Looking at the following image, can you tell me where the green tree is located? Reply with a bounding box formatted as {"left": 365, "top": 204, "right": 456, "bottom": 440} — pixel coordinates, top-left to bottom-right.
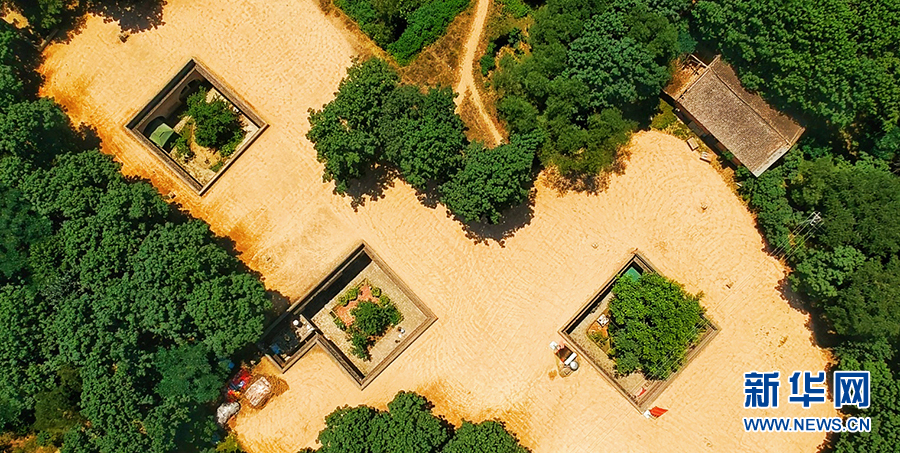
{"left": 307, "top": 58, "right": 399, "bottom": 193}
{"left": 383, "top": 392, "right": 450, "bottom": 453}
{"left": 0, "top": 183, "right": 49, "bottom": 281}
{"left": 378, "top": 85, "right": 466, "bottom": 189}
{"left": 317, "top": 404, "right": 389, "bottom": 453}
{"left": 789, "top": 246, "right": 866, "bottom": 303}
{"left": 440, "top": 136, "right": 535, "bottom": 223}
{"left": 693, "top": 0, "right": 900, "bottom": 149}
{"left": 0, "top": 98, "right": 74, "bottom": 162}
{"left": 152, "top": 344, "right": 222, "bottom": 404}
{"left": 564, "top": 5, "right": 676, "bottom": 109}
{"left": 441, "top": 421, "right": 527, "bottom": 453}
{"left": 184, "top": 88, "right": 244, "bottom": 155}
{"left": 833, "top": 340, "right": 900, "bottom": 453}
{"left": 827, "top": 257, "right": 900, "bottom": 339}
{"left": 492, "top": 0, "right": 682, "bottom": 177}
{"left": 608, "top": 272, "right": 704, "bottom": 379}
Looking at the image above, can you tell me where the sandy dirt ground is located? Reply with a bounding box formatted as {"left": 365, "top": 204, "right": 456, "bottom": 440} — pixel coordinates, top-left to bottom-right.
{"left": 39, "top": 0, "right": 833, "bottom": 452}
{"left": 454, "top": 0, "right": 503, "bottom": 146}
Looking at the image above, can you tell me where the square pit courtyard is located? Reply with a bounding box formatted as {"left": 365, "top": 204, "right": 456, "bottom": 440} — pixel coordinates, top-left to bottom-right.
{"left": 257, "top": 243, "right": 435, "bottom": 388}
{"left": 561, "top": 251, "right": 720, "bottom": 412}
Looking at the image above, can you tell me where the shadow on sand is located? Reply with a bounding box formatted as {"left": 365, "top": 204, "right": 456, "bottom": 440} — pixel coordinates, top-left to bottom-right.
{"left": 338, "top": 164, "right": 537, "bottom": 246}
{"left": 49, "top": 0, "right": 167, "bottom": 43}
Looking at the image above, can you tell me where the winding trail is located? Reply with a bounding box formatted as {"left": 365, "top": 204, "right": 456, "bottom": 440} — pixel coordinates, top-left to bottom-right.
{"left": 454, "top": 0, "right": 504, "bottom": 146}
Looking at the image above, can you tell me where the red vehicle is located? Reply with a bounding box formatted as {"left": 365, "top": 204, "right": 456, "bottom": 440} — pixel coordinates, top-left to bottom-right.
{"left": 226, "top": 368, "right": 252, "bottom": 401}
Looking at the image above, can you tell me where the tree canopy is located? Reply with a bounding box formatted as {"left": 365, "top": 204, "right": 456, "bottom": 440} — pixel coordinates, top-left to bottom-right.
{"left": 490, "top": 0, "right": 686, "bottom": 176}
{"left": 608, "top": 272, "right": 704, "bottom": 379}
{"left": 439, "top": 136, "right": 536, "bottom": 224}
{"left": 313, "top": 392, "right": 528, "bottom": 453}
{"left": 335, "top": 0, "right": 470, "bottom": 65}
{"left": 308, "top": 57, "right": 535, "bottom": 224}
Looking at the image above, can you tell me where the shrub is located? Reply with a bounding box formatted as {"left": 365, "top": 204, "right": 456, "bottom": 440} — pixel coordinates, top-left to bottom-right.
{"left": 350, "top": 331, "right": 371, "bottom": 360}
{"left": 184, "top": 88, "right": 244, "bottom": 153}
{"left": 332, "top": 312, "right": 348, "bottom": 331}
{"left": 498, "top": 0, "right": 530, "bottom": 18}
{"left": 371, "top": 286, "right": 382, "bottom": 297}
{"left": 216, "top": 433, "right": 245, "bottom": 453}
{"left": 650, "top": 99, "right": 677, "bottom": 131}
{"left": 173, "top": 132, "right": 193, "bottom": 161}
{"left": 588, "top": 329, "right": 607, "bottom": 346}
{"left": 480, "top": 54, "right": 496, "bottom": 76}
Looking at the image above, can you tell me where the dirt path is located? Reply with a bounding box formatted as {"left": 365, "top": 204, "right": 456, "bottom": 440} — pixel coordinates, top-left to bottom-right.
{"left": 454, "top": 0, "right": 503, "bottom": 146}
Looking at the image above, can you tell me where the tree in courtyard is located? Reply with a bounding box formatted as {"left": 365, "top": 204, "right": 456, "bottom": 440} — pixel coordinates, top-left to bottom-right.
{"left": 307, "top": 58, "right": 399, "bottom": 193}
{"left": 439, "top": 135, "right": 536, "bottom": 224}
{"left": 184, "top": 88, "right": 244, "bottom": 155}
{"left": 608, "top": 272, "right": 704, "bottom": 379}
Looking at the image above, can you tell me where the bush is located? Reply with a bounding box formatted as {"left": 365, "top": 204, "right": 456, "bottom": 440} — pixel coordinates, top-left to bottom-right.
{"left": 480, "top": 53, "right": 496, "bottom": 76}
{"left": 216, "top": 433, "right": 245, "bottom": 453}
{"left": 173, "top": 132, "right": 193, "bottom": 161}
{"left": 650, "top": 99, "right": 677, "bottom": 130}
{"left": 350, "top": 331, "right": 371, "bottom": 360}
{"left": 332, "top": 313, "right": 348, "bottom": 331}
{"left": 371, "top": 286, "right": 382, "bottom": 297}
{"left": 184, "top": 88, "right": 244, "bottom": 153}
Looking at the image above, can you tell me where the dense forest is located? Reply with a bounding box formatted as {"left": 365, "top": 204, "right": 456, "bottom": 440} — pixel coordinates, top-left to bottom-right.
{"left": 0, "top": 21, "right": 271, "bottom": 453}
{"left": 690, "top": 0, "right": 900, "bottom": 451}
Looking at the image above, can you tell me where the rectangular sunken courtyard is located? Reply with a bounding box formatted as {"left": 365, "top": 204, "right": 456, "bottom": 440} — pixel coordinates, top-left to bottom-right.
{"left": 560, "top": 251, "right": 720, "bottom": 411}
{"left": 258, "top": 243, "right": 436, "bottom": 389}
{"left": 126, "top": 59, "right": 267, "bottom": 194}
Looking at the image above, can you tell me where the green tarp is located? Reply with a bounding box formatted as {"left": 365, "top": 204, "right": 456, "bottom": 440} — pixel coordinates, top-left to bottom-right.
{"left": 148, "top": 120, "right": 178, "bottom": 150}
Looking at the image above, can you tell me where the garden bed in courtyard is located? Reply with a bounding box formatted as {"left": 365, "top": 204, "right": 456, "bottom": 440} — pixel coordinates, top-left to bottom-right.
{"left": 258, "top": 244, "right": 435, "bottom": 389}
{"left": 312, "top": 256, "right": 429, "bottom": 377}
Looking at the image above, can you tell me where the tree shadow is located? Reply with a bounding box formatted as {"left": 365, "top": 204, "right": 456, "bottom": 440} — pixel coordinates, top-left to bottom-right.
{"left": 342, "top": 165, "right": 398, "bottom": 210}
{"left": 457, "top": 188, "right": 536, "bottom": 246}
{"left": 775, "top": 276, "right": 839, "bottom": 349}
{"left": 87, "top": 0, "right": 167, "bottom": 33}
{"left": 49, "top": 0, "right": 167, "bottom": 43}
{"left": 542, "top": 147, "right": 631, "bottom": 196}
